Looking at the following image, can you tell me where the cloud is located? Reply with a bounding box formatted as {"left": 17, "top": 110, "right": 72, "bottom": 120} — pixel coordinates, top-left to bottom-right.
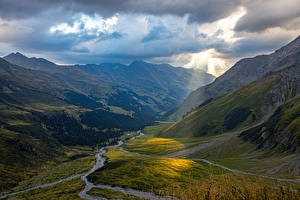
{"left": 235, "top": 0, "right": 300, "bottom": 32}
{"left": 141, "top": 24, "right": 175, "bottom": 42}
{"left": 0, "top": 0, "right": 299, "bottom": 76}
{"left": 50, "top": 14, "right": 119, "bottom": 35}
{"left": 0, "top": 0, "right": 241, "bottom": 24}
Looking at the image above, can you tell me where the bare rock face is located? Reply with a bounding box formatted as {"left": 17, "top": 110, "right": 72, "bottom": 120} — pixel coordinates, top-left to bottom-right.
{"left": 240, "top": 65, "right": 300, "bottom": 153}
{"left": 260, "top": 64, "right": 300, "bottom": 114}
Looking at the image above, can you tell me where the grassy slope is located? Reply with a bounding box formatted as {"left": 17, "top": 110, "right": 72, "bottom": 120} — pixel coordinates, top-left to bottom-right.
{"left": 123, "top": 122, "right": 188, "bottom": 155}
{"left": 87, "top": 188, "right": 143, "bottom": 200}
{"left": 163, "top": 78, "right": 277, "bottom": 138}
{"left": 5, "top": 177, "right": 85, "bottom": 200}
{"left": 163, "top": 65, "right": 300, "bottom": 139}
{"left": 0, "top": 126, "right": 96, "bottom": 193}
{"left": 188, "top": 136, "right": 300, "bottom": 178}
{"left": 88, "top": 147, "right": 300, "bottom": 199}
{"left": 124, "top": 122, "right": 228, "bottom": 155}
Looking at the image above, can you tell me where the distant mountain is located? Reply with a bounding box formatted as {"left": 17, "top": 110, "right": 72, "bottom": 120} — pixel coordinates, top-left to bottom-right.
{"left": 4, "top": 52, "right": 58, "bottom": 71}
{"left": 168, "top": 35, "right": 300, "bottom": 121}
{"left": 77, "top": 61, "right": 215, "bottom": 112}
{"left": 0, "top": 53, "right": 214, "bottom": 192}
{"left": 4, "top": 53, "right": 215, "bottom": 115}
{"left": 163, "top": 64, "right": 300, "bottom": 144}
{"left": 0, "top": 57, "right": 149, "bottom": 140}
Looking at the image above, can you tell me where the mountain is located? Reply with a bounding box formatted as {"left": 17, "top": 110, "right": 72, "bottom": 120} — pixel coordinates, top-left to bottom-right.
{"left": 162, "top": 64, "right": 300, "bottom": 142}
{"left": 240, "top": 96, "right": 300, "bottom": 153}
{"left": 0, "top": 57, "right": 144, "bottom": 143}
{"left": 77, "top": 61, "right": 215, "bottom": 112}
{"left": 4, "top": 52, "right": 58, "bottom": 71}
{"left": 4, "top": 53, "right": 215, "bottom": 115}
{"left": 168, "top": 35, "right": 300, "bottom": 121}
{"left": 0, "top": 53, "right": 214, "bottom": 192}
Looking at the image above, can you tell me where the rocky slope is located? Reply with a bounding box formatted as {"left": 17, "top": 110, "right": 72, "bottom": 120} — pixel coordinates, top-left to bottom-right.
{"left": 240, "top": 96, "right": 300, "bottom": 153}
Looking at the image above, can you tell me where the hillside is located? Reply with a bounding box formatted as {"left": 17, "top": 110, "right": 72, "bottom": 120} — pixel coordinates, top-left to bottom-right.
{"left": 168, "top": 35, "right": 300, "bottom": 121}
{"left": 0, "top": 54, "right": 213, "bottom": 192}
{"left": 78, "top": 61, "right": 215, "bottom": 112}
{"left": 5, "top": 53, "right": 215, "bottom": 115}
{"left": 240, "top": 96, "right": 300, "bottom": 153}
{"left": 163, "top": 64, "right": 300, "bottom": 138}
{"left": 0, "top": 58, "right": 146, "bottom": 191}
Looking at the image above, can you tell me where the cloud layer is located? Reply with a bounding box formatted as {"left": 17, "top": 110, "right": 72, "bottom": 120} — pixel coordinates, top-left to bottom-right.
{"left": 0, "top": 0, "right": 299, "bottom": 76}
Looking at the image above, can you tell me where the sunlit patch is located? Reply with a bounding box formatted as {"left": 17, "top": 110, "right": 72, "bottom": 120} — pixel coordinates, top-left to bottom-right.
{"left": 198, "top": 7, "right": 246, "bottom": 43}
{"left": 216, "top": 7, "right": 246, "bottom": 43}
{"left": 183, "top": 49, "right": 229, "bottom": 77}
{"left": 125, "top": 137, "right": 185, "bottom": 155}
{"left": 158, "top": 158, "right": 195, "bottom": 177}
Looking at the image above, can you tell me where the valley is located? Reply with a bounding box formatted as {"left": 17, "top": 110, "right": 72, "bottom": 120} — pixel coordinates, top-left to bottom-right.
{"left": 0, "top": 12, "right": 299, "bottom": 199}
{"left": 1, "top": 121, "right": 299, "bottom": 199}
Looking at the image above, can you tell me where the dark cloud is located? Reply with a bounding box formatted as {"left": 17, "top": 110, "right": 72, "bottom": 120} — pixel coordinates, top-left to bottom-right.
{"left": 235, "top": 0, "right": 300, "bottom": 32}
{"left": 0, "top": 0, "right": 299, "bottom": 72}
{"left": 218, "top": 35, "right": 293, "bottom": 58}
{"left": 0, "top": 0, "right": 241, "bottom": 24}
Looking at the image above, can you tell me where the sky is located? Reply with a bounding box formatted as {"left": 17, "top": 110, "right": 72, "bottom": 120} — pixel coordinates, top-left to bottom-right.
{"left": 0, "top": 0, "right": 300, "bottom": 76}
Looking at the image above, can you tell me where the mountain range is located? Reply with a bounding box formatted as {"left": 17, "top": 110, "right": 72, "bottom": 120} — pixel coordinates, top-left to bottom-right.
{"left": 4, "top": 52, "right": 215, "bottom": 114}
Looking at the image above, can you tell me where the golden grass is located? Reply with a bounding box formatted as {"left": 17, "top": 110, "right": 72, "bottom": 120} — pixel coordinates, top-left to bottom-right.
{"left": 88, "top": 147, "right": 300, "bottom": 200}
{"left": 125, "top": 137, "right": 185, "bottom": 155}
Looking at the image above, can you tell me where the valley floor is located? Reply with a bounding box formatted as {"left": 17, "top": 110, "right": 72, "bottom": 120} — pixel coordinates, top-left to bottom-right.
{"left": 1, "top": 123, "right": 300, "bottom": 199}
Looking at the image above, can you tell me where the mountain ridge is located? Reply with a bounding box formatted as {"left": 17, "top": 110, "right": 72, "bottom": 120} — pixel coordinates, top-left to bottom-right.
{"left": 167, "top": 35, "right": 300, "bottom": 121}
{"left": 163, "top": 63, "right": 300, "bottom": 141}
{"left": 4, "top": 53, "right": 215, "bottom": 113}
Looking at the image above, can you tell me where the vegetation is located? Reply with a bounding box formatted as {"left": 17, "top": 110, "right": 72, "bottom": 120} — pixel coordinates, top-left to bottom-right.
{"left": 241, "top": 96, "right": 300, "bottom": 153}
{"left": 87, "top": 188, "right": 142, "bottom": 200}
{"left": 163, "top": 78, "right": 277, "bottom": 138}
{"left": 0, "top": 123, "right": 97, "bottom": 193}
{"left": 124, "top": 122, "right": 233, "bottom": 155}
{"left": 88, "top": 147, "right": 300, "bottom": 199}
{"left": 124, "top": 122, "right": 189, "bottom": 155}
{"left": 15, "top": 153, "right": 94, "bottom": 191}
{"left": 188, "top": 136, "right": 300, "bottom": 178}
{"left": 4, "top": 177, "right": 85, "bottom": 200}
{"left": 163, "top": 65, "right": 300, "bottom": 138}
{"left": 125, "top": 137, "right": 185, "bottom": 155}
{"left": 142, "top": 122, "right": 174, "bottom": 136}
{"left": 88, "top": 147, "right": 225, "bottom": 195}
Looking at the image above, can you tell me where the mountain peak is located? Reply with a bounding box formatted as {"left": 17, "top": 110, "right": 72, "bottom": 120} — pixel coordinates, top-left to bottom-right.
{"left": 5, "top": 52, "right": 28, "bottom": 59}
{"left": 274, "top": 35, "right": 300, "bottom": 58}
{"left": 4, "top": 52, "right": 57, "bottom": 70}
{"left": 15, "top": 52, "right": 25, "bottom": 56}
{"left": 130, "top": 60, "right": 151, "bottom": 66}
